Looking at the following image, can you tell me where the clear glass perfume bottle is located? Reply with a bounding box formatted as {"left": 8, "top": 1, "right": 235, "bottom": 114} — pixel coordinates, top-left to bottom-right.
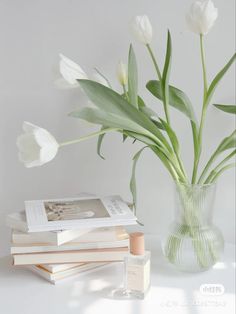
{"left": 123, "top": 232, "right": 151, "bottom": 299}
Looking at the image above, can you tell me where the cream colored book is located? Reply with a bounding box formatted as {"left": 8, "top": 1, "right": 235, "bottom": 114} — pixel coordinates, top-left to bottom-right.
{"left": 28, "top": 262, "right": 109, "bottom": 284}
{"left": 11, "top": 238, "right": 129, "bottom": 254}
{"left": 13, "top": 247, "right": 129, "bottom": 265}
{"left": 41, "top": 263, "right": 83, "bottom": 273}
{"left": 11, "top": 226, "right": 128, "bottom": 246}
{"left": 7, "top": 212, "right": 92, "bottom": 245}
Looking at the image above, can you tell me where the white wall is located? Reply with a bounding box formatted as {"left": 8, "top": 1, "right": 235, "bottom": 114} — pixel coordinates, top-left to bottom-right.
{"left": 0, "top": 0, "right": 235, "bottom": 251}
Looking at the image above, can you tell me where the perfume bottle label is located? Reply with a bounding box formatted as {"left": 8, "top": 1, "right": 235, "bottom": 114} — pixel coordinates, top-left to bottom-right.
{"left": 127, "top": 260, "right": 150, "bottom": 292}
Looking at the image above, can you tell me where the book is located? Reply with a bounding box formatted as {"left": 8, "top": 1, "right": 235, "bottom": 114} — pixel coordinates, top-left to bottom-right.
{"left": 13, "top": 247, "right": 129, "bottom": 265}
{"left": 11, "top": 226, "right": 127, "bottom": 246}
{"left": 7, "top": 212, "right": 92, "bottom": 245}
{"left": 11, "top": 238, "right": 129, "bottom": 254}
{"left": 41, "top": 262, "right": 83, "bottom": 273}
{"left": 27, "top": 262, "right": 109, "bottom": 284}
{"left": 25, "top": 195, "right": 136, "bottom": 232}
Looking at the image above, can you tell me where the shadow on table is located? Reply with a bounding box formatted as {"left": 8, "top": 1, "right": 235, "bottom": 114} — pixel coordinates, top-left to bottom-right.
{"left": 66, "top": 242, "right": 235, "bottom": 314}
{"left": 0, "top": 242, "right": 234, "bottom": 314}
{"left": 0, "top": 255, "right": 27, "bottom": 278}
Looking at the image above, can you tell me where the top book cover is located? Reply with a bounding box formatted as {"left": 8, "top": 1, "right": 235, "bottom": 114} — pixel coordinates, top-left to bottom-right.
{"left": 25, "top": 195, "right": 137, "bottom": 232}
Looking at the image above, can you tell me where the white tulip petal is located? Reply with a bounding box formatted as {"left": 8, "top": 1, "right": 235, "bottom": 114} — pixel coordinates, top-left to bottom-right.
{"left": 59, "top": 54, "right": 87, "bottom": 85}
{"left": 16, "top": 133, "right": 40, "bottom": 153}
{"left": 18, "top": 151, "right": 43, "bottom": 168}
{"left": 17, "top": 122, "right": 59, "bottom": 168}
{"left": 117, "top": 61, "right": 128, "bottom": 85}
{"left": 22, "top": 121, "right": 39, "bottom": 133}
{"left": 59, "top": 54, "right": 86, "bottom": 74}
{"left": 40, "top": 145, "right": 59, "bottom": 164}
{"left": 186, "top": 0, "right": 218, "bottom": 35}
{"left": 34, "top": 129, "right": 58, "bottom": 150}
{"left": 131, "top": 15, "right": 152, "bottom": 44}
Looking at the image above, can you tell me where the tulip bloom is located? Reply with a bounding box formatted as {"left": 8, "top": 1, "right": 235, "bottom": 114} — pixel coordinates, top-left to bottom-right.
{"left": 131, "top": 15, "right": 152, "bottom": 45}
{"left": 186, "top": 0, "right": 218, "bottom": 35}
{"left": 17, "top": 122, "right": 59, "bottom": 168}
{"left": 117, "top": 61, "right": 128, "bottom": 86}
{"left": 59, "top": 54, "right": 88, "bottom": 87}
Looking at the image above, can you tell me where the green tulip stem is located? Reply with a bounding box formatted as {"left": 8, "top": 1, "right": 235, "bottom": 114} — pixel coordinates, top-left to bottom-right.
{"left": 122, "top": 84, "right": 129, "bottom": 101}
{"left": 192, "top": 34, "right": 208, "bottom": 183}
{"left": 146, "top": 43, "right": 188, "bottom": 181}
{"left": 200, "top": 34, "right": 208, "bottom": 97}
{"left": 146, "top": 44, "right": 162, "bottom": 81}
{"left": 198, "top": 150, "right": 218, "bottom": 183}
{"left": 59, "top": 128, "right": 119, "bottom": 147}
{"left": 204, "top": 149, "right": 236, "bottom": 184}
{"left": 210, "top": 163, "right": 236, "bottom": 183}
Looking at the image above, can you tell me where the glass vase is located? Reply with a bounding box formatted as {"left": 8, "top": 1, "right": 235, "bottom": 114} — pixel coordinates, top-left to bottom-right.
{"left": 162, "top": 183, "right": 224, "bottom": 272}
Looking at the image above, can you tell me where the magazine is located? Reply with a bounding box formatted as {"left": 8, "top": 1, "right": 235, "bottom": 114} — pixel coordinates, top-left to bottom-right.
{"left": 25, "top": 195, "right": 136, "bottom": 232}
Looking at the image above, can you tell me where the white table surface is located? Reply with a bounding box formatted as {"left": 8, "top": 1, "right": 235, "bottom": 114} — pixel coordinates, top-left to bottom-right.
{"left": 0, "top": 235, "right": 235, "bottom": 314}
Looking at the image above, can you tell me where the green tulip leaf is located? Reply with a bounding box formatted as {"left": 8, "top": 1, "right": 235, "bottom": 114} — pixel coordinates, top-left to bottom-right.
{"left": 130, "top": 147, "right": 147, "bottom": 209}
{"left": 70, "top": 107, "right": 150, "bottom": 135}
{"left": 206, "top": 53, "right": 236, "bottom": 106}
{"left": 217, "top": 130, "right": 236, "bottom": 154}
{"left": 213, "top": 104, "right": 236, "bottom": 114}
{"left": 97, "top": 126, "right": 106, "bottom": 160}
{"left": 138, "top": 96, "right": 145, "bottom": 109}
{"left": 160, "top": 118, "right": 179, "bottom": 153}
{"left": 94, "top": 68, "right": 112, "bottom": 89}
{"left": 146, "top": 80, "right": 197, "bottom": 124}
{"left": 162, "top": 30, "right": 172, "bottom": 108}
{"left": 77, "top": 79, "right": 171, "bottom": 150}
{"left": 140, "top": 106, "right": 165, "bottom": 130}
{"left": 123, "top": 131, "right": 158, "bottom": 146}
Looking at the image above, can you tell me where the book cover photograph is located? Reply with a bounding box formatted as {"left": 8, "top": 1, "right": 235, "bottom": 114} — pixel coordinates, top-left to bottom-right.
{"left": 44, "top": 198, "right": 110, "bottom": 221}
{"left": 25, "top": 195, "right": 136, "bottom": 232}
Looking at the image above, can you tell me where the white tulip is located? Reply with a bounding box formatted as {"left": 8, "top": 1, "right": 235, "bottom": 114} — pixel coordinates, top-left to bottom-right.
{"left": 186, "top": 0, "right": 218, "bottom": 35}
{"left": 59, "top": 53, "right": 88, "bottom": 87}
{"left": 117, "top": 61, "right": 128, "bottom": 85}
{"left": 93, "top": 72, "right": 110, "bottom": 87}
{"left": 131, "top": 15, "right": 152, "bottom": 45}
{"left": 17, "top": 122, "right": 59, "bottom": 168}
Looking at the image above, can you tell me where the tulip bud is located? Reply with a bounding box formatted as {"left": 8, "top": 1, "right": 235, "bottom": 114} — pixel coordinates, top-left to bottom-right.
{"left": 131, "top": 15, "right": 152, "bottom": 45}
{"left": 17, "top": 122, "right": 59, "bottom": 168}
{"left": 186, "top": 0, "right": 218, "bottom": 35}
{"left": 117, "top": 61, "right": 128, "bottom": 86}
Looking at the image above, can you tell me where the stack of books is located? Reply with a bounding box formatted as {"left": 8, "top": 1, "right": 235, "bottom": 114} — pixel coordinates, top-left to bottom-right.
{"left": 6, "top": 195, "right": 136, "bottom": 284}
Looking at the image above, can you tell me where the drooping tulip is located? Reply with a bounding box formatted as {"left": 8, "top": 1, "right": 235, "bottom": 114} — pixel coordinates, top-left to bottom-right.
{"left": 17, "top": 122, "right": 59, "bottom": 168}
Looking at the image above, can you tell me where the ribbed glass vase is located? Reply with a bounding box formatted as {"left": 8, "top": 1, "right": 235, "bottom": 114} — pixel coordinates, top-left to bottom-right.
{"left": 162, "top": 183, "right": 224, "bottom": 272}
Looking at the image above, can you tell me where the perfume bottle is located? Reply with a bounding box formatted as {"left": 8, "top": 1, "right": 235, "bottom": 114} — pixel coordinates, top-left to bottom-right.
{"left": 124, "top": 232, "right": 151, "bottom": 299}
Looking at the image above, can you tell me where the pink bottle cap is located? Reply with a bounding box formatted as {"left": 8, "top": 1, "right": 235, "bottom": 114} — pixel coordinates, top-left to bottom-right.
{"left": 130, "top": 232, "right": 145, "bottom": 255}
